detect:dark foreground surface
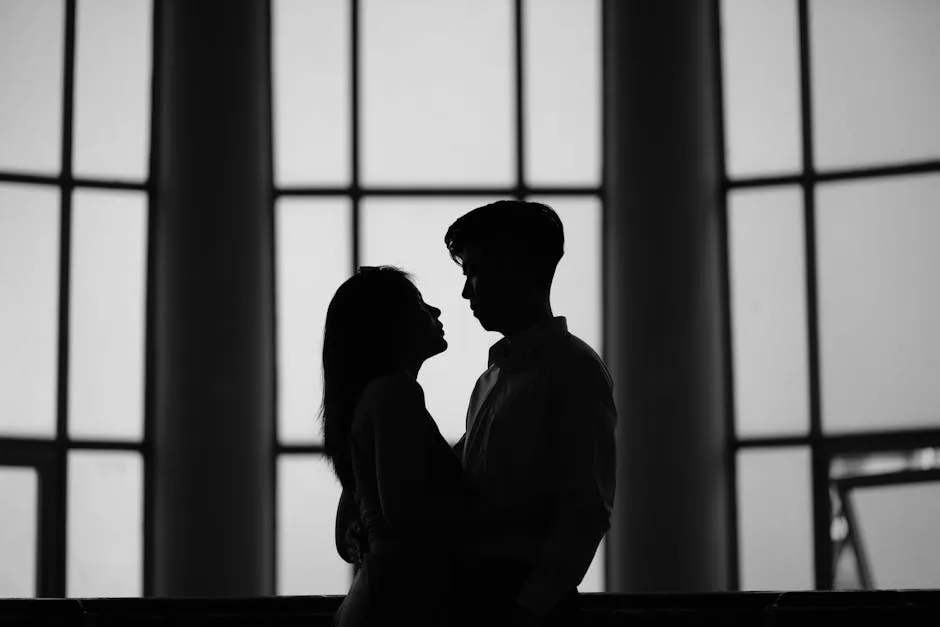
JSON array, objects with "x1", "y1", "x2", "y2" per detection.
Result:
[{"x1": 2, "y1": 590, "x2": 939, "y2": 625}]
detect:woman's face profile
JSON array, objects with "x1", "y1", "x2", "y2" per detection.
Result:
[{"x1": 404, "y1": 283, "x2": 447, "y2": 361}]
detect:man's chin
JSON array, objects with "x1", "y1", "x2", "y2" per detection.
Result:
[{"x1": 473, "y1": 311, "x2": 493, "y2": 331}]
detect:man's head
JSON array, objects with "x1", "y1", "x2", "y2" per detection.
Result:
[{"x1": 444, "y1": 200, "x2": 564, "y2": 334}]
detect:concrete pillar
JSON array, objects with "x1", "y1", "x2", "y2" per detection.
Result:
[
  {"x1": 603, "y1": 0, "x2": 731, "y2": 592},
  {"x1": 152, "y1": 0, "x2": 274, "y2": 597}
]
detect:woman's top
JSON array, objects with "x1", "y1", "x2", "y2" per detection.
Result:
[{"x1": 349, "y1": 371, "x2": 471, "y2": 553}]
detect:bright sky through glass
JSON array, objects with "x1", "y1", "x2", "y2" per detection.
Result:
[
  {"x1": 818, "y1": 174, "x2": 940, "y2": 433},
  {"x1": 0, "y1": 0, "x2": 63, "y2": 174},
  {"x1": 737, "y1": 448, "x2": 813, "y2": 590},
  {"x1": 0, "y1": 184, "x2": 59, "y2": 437},
  {"x1": 729, "y1": 187, "x2": 809, "y2": 437}
]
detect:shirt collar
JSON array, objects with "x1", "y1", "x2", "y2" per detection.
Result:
[{"x1": 488, "y1": 316, "x2": 568, "y2": 368}]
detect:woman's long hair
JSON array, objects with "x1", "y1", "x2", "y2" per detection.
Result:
[{"x1": 320, "y1": 266, "x2": 416, "y2": 491}]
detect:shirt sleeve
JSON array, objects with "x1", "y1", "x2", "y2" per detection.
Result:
[{"x1": 516, "y1": 359, "x2": 618, "y2": 615}]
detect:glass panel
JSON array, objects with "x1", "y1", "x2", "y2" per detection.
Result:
[
  {"x1": 851, "y1": 481, "x2": 940, "y2": 588},
  {"x1": 529, "y1": 196, "x2": 601, "y2": 354},
  {"x1": 69, "y1": 190, "x2": 147, "y2": 440},
  {"x1": 68, "y1": 451, "x2": 142, "y2": 597},
  {"x1": 729, "y1": 187, "x2": 809, "y2": 437},
  {"x1": 720, "y1": 0, "x2": 801, "y2": 177},
  {"x1": 0, "y1": 184, "x2": 59, "y2": 437},
  {"x1": 0, "y1": 467, "x2": 38, "y2": 598},
  {"x1": 361, "y1": 0, "x2": 514, "y2": 186},
  {"x1": 812, "y1": 0, "x2": 940, "y2": 168},
  {"x1": 830, "y1": 449, "x2": 940, "y2": 589},
  {"x1": 737, "y1": 448, "x2": 813, "y2": 590},
  {"x1": 361, "y1": 197, "x2": 505, "y2": 442},
  {"x1": 0, "y1": 0, "x2": 63, "y2": 173},
  {"x1": 579, "y1": 537, "x2": 604, "y2": 593},
  {"x1": 277, "y1": 455, "x2": 350, "y2": 595},
  {"x1": 273, "y1": 0, "x2": 350, "y2": 187},
  {"x1": 523, "y1": 0, "x2": 600, "y2": 186},
  {"x1": 818, "y1": 175, "x2": 940, "y2": 432},
  {"x1": 276, "y1": 197, "x2": 352, "y2": 444},
  {"x1": 73, "y1": 0, "x2": 151, "y2": 180}
]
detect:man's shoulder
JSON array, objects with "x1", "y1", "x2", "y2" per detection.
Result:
[{"x1": 551, "y1": 331, "x2": 607, "y2": 369}]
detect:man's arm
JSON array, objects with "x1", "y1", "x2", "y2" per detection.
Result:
[{"x1": 515, "y1": 361, "x2": 617, "y2": 616}]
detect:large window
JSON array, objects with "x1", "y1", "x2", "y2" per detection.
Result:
[
  {"x1": 271, "y1": 0, "x2": 605, "y2": 594},
  {"x1": 5, "y1": 0, "x2": 938, "y2": 601},
  {"x1": 720, "y1": 0, "x2": 940, "y2": 590},
  {"x1": 0, "y1": 0, "x2": 152, "y2": 598}
]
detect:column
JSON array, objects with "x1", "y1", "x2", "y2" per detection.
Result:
[
  {"x1": 603, "y1": 0, "x2": 731, "y2": 592},
  {"x1": 152, "y1": 0, "x2": 274, "y2": 597}
]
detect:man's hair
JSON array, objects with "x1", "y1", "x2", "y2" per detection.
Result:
[{"x1": 444, "y1": 200, "x2": 564, "y2": 283}]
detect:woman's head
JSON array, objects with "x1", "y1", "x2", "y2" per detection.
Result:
[{"x1": 320, "y1": 266, "x2": 446, "y2": 488}]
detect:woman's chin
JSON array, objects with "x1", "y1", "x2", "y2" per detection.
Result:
[{"x1": 431, "y1": 338, "x2": 448, "y2": 356}]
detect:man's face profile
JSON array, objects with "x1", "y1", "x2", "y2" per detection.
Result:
[{"x1": 459, "y1": 243, "x2": 522, "y2": 333}]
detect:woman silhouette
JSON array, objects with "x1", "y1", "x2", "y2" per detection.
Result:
[{"x1": 322, "y1": 266, "x2": 470, "y2": 626}]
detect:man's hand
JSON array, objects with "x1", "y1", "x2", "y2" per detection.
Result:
[
  {"x1": 343, "y1": 519, "x2": 366, "y2": 566},
  {"x1": 335, "y1": 488, "x2": 367, "y2": 565}
]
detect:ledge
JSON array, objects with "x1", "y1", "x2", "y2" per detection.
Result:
[{"x1": 1, "y1": 590, "x2": 938, "y2": 626}]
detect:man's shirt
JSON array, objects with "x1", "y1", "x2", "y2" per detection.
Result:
[{"x1": 458, "y1": 316, "x2": 617, "y2": 615}]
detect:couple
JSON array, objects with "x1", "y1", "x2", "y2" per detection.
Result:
[{"x1": 321, "y1": 200, "x2": 617, "y2": 626}]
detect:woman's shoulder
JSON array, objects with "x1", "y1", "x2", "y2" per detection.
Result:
[
  {"x1": 364, "y1": 370, "x2": 422, "y2": 401},
  {"x1": 355, "y1": 371, "x2": 425, "y2": 422}
]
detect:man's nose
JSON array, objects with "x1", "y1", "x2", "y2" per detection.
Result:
[{"x1": 461, "y1": 278, "x2": 472, "y2": 300}]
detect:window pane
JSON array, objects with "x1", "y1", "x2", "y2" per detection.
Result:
[
  {"x1": 729, "y1": 187, "x2": 809, "y2": 437},
  {"x1": 738, "y1": 448, "x2": 813, "y2": 590},
  {"x1": 273, "y1": 0, "x2": 350, "y2": 187},
  {"x1": 69, "y1": 190, "x2": 147, "y2": 440},
  {"x1": 276, "y1": 198, "x2": 352, "y2": 444},
  {"x1": 812, "y1": 0, "x2": 940, "y2": 169},
  {"x1": 851, "y1": 482, "x2": 940, "y2": 588},
  {"x1": 720, "y1": 0, "x2": 801, "y2": 177},
  {"x1": 73, "y1": 0, "x2": 151, "y2": 180},
  {"x1": 0, "y1": 0, "x2": 63, "y2": 173},
  {"x1": 0, "y1": 467, "x2": 38, "y2": 598},
  {"x1": 579, "y1": 537, "x2": 605, "y2": 593},
  {"x1": 530, "y1": 196, "x2": 601, "y2": 354},
  {"x1": 277, "y1": 455, "x2": 350, "y2": 595},
  {"x1": 0, "y1": 184, "x2": 59, "y2": 437},
  {"x1": 818, "y1": 175, "x2": 940, "y2": 433},
  {"x1": 362, "y1": 0, "x2": 514, "y2": 186},
  {"x1": 361, "y1": 197, "x2": 504, "y2": 442},
  {"x1": 830, "y1": 449, "x2": 940, "y2": 589},
  {"x1": 524, "y1": 0, "x2": 600, "y2": 186},
  {"x1": 68, "y1": 451, "x2": 142, "y2": 597}
]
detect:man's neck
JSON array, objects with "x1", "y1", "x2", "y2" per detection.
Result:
[{"x1": 500, "y1": 306, "x2": 554, "y2": 339}]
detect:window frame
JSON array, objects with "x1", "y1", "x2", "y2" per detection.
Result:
[
  {"x1": 269, "y1": 0, "x2": 606, "y2": 593},
  {"x1": 715, "y1": 0, "x2": 940, "y2": 591},
  {"x1": 0, "y1": 0, "x2": 155, "y2": 597}
]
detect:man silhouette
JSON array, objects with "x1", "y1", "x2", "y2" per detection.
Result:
[{"x1": 446, "y1": 200, "x2": 617, "y2": 626}]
